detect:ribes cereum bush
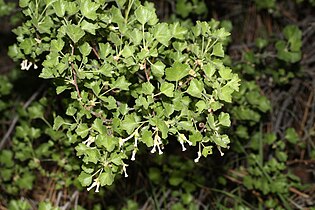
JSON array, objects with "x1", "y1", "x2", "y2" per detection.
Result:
[{"x1": 9, "y1": 0, "x2": 240, "y2": 192}]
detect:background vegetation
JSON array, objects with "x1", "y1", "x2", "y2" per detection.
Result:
[{"x1": 0, "y1": 0, "x2": 314, "y2": 209}]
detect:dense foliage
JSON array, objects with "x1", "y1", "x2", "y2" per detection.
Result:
[{"x1": 0, "y1": 0, "x2": 314, "y2": 209}]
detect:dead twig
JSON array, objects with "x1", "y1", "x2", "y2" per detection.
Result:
[{"x1": 289, "y1": 187, "x2": 310, "y2": 199}]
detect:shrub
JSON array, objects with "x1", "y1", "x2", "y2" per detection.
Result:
[{"x1": 8, "y1": 0, "x2": 239, "y2": 192}]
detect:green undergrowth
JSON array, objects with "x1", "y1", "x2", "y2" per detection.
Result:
[{"x1": 0, "y1": 0, "x2": 314, "y2": 209}]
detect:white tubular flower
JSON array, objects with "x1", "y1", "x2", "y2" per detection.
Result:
[
  {"x1": 187, "y1": 139, "x2": 193, "y2": 146},
  {"x1": 20, "y1": 59, "x2": 28, "y2": 70},
  {"x1": 87, "y1": 178, "x2": 100, "y2": 192},
  {"x1": 131, "y1": 149, "x2": 137, "y2": 161},
  {"x1": 34, "y1": 38, "x2": 41, "y2": 43},
  {"x1": 150, "y1": 145, "x2": 156, "y2": 153},
  {"x1": 217, "y1": 146, "x2": 224, "y2": 156},
  {"x1": 119, "y1": 138, "x2": 126, "y2": 149},
  {"x1": 178, "y1": 133, "x2": 192, "y2": 151},
  {"x1": 157, "y1": 144, "x2": 163, "y2": 155},
  {"x1": 122, "y1": 163, "x2": 128, "y2": 177},
  {"x1": 83, "y1": 136, "x2": 95, "y2": 147},
  {"x1": 151, "y1": 133, "x2": 163, "y2": 154},
  {"x1": 26, "y1": 61, "x2": 32, "y2": 70},
  {"x1": 21, "y1": 59, "x2": 35, "y2": 71},
  {"x1": 194, "y1": 151, "x2": 202, "y2": 163},
  {"x1": 180, "y1": 141, "x2": 186, "y2": 151}
]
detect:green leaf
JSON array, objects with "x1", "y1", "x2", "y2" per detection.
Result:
[
  {"x1": 78, "y1": 171, "x2": 92, "y2": 187},
  {"x1": 142, "y1": 82, "x2": 155, "y2": 95},
  {"x1": 151, "y1": 61, "x2": 165, "y2": 78},
  {"x1": 218, "y1": 85, "x2": 234, "y2": 102},
  {"x1": 283, "y1": 25, "x2": 302, "y2": 51},
  {"x1": 141, "y1": 130, "x2": 154, "y2": 147},
  {"x1": 218, "y1": 112, "x2": 230, "y2": 127},
  {"x1": 53, "y1": 0, "x2": 66, "y2": 17},
  {"x1": 178, "y1": 121, "x2": 194, "y2": 132},
  {"x1": 213, "y1": 28, "x2": 231, "y2": 39},
  {"x1": 160, "y1": 82, "x2": 174, "y2": 97},
  {"x1": 134, "y1": 5, "x2": 157, "y2": 25},
  {"x1": 149, "y1": 117, "x2": 168, "y2": 138},
  {"x1": 80, "y1": 0, "x2": 100, "y2": 20},
  {"x1": 212, "y1": 43, "x2": 224, "y2": 57},
  {"x1": 81, "y1": 20, "x2": 98, "y2": 35},
  {"x1": 285, "y1": 128, "x2": 299, "y2": 144},
  {"x1": 121, "y1": 114, "x2": 140, "y2": 134},
  {"x1": 27, "y1": 103, "x2": 44, "y2": 119},
  {"x1": 99, "y1": 171, "x2": 114, "y2": 186},
  {"x1": 115, "y1": 0, "x2": 126, "y2": 7},
  {"x1": 276, "y1": 40, "x2": 301, "y2": 63},
  {"x1": 75, "y1": 143, "x2": 88, "y2": 156},
  {"x1": 186, "y1": 79, "x2": 204, "y2": 98},
  {"x1": 38, "y1": 201, "x2": 59, "y2": 210},
  {"x1": 152, "y1": 23, "x2": 172, "y2": 46},
  {"x1": 135, "y1": 96, "x2": 149, "y2": 109},
  {"x1": 170, "y1": 22, "x2": 188, "y2": 40},
  {"x1": 176, "y1": 0, "x2": 192, "y2": 18},
  {"x1": 195, "y1": 100, "x2": 207, "y2": 113},
  {"x1": 95, "y1": 135, "x2": 116, "y2": 152},
  {"x1": 100, "y1": 96, "x2": 117, "y2": 110},
  {"x1": 0, "y1": 150, "x2": 14, "y2": 167},
  {"x1": 148, "y1": 167, "x2": 161, "y2": 183},
  {"x1": 165, "y1": 62, "x2": 190, "y2": 82},
  {"x1": 212, "y1": 134, "x2": 230, "y2": 148},
  {"x1": 83, "y1": 148, "x2": 100, "y2": 164},
  {"x1": 127, "y1": 28, "x2": 142, "y2": 46},
  {"x1": 92, "y1": 118, "x2": 106, "y2": 135},
  {"x1": 76, "y1": 123, "x2": 90, "y2": 138},
  {"x1": 85, "y1": 80, "x2": 101, "y2": 96},
  {"x1": 19, "y1": 0, "x2": 30, "y2": 8},
  {"x1": 65, "y1": 1, "x2": 79, "y2": 15},
  {"x1": 121, "y1": 45, "x2": 135, "y2": 58},
  {"x1": 255, "y1": 38, "x2": 268, "y2": 49},
  {"x1": 66, "y1": 24, "x2": 85, "y2": 43},
  {"x1": 218, "y1": 67, "x2": 232, "y2": 80},
  {"x1": 9, "y1": 200, "x2": 31, "y2": 210},
  {"x1": 203, "y1": 63, "x2": 216, "y2": 79},
  {"x1": 79, "y1": 42, "x2": 92, "y2": 56},
  {"x1": 118, "y1": 103, "x2": 129, "y2": 115},
  {"x1": 189, "y1": 132, "x2": 203, "y2": 146},
  {"x1": 50, "y1": 39, "x2": 64, "y2": 52},
  {"x1": 20, "y1": 38, "x2": 34, "y2": 55},
  {"x1": 169, "y1": 172, "x2": 183, "y2": 186},
  {"x1": 66, "y1": 106, "x2": 77, "y2": 116},
  {"x1": 35, "y1": 16, "x2": 54, "y2": 34},
  {"x1": 110, "y1": 76, "x2": 131, "y2": 90},
  {"x1": 163, "y1": 102, "x2": 174, "y2": 117},
  {"x1": 109, "y1": 32, "x2": 122, "y2": 46},
  {"x1": 53, "y1": 116, "x2": 65, "y2": 130},
  {"x1": 16, "y1": 173, "x2": 35, "y2": 190}
]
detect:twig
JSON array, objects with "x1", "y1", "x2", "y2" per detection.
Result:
[
  {"x1": 92, "y1": 47, "x2": 100, "y2": 60},
  {"x1": 0, "y1": 85, "x2": 45, "y2": 149},
  {"x1": 289, "y1": 187, "x2": 310, "y2": 199},
  {"x1": 300, "y1": 89, "x2": 314, "y2": 134},
  {"x1": 70, "y1": 44, "x2": 81, "y2": 98},
  {"x1": 71, "y1": 64, "x2": 81, "y2": 98},
  {"x1": 61, "y1": 190, "x2": 79, "y2": 210},
  {"x1": 286, "y1": 159, "x2": 315, "y2": 165},
  {"x1": 223, "y1": 174, "x2": 242, "y2": 185},
  {"x1": 143, "y1": 61, "x2": 150, "y2": 82}
]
